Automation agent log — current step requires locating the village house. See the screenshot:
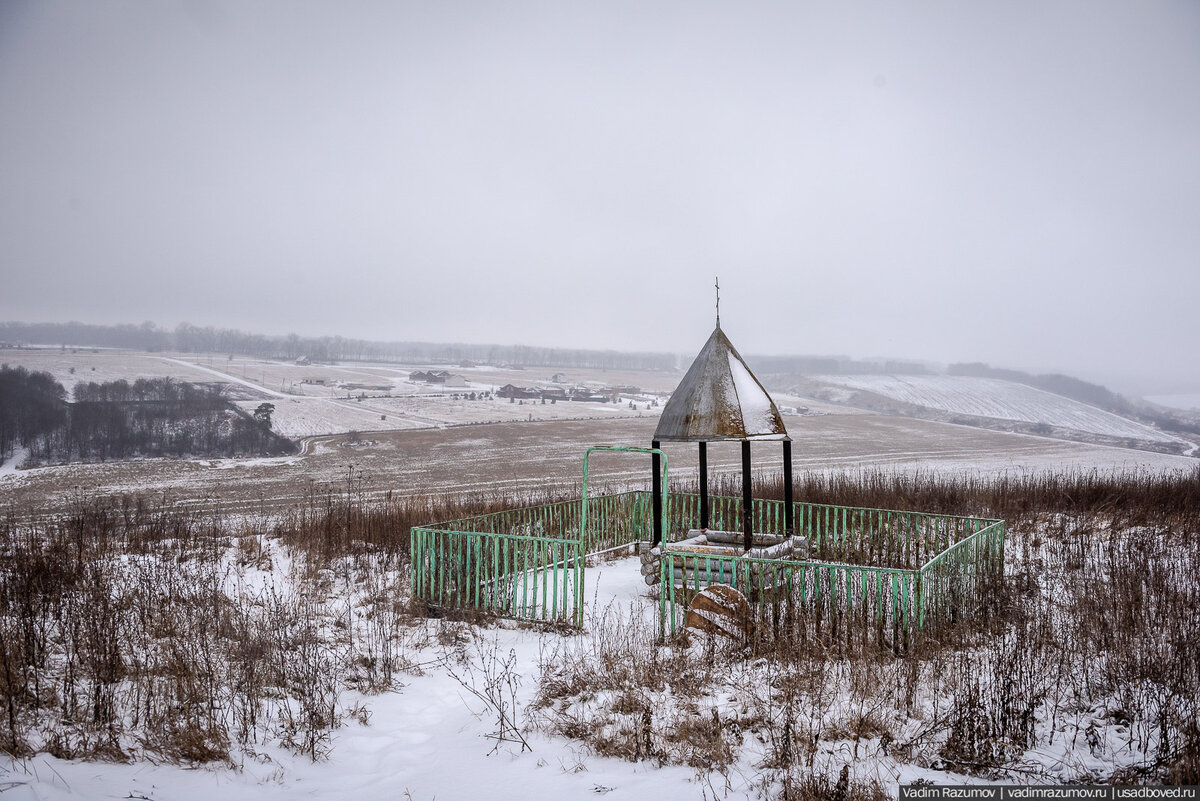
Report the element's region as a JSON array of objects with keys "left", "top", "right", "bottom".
[
  {"left": 497, "top": 384, "right": 538, "bottom": 399},
  {"left": 568, "top": 387, "right": 608, "bottom": 402}
]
